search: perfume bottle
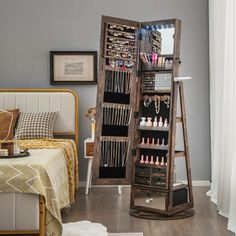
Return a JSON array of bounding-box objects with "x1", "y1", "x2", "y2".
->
[
  {"x1": 153, "y1": 116, "x2": 158, "y2": 127},
  {"x1": 146, "y1": 117, "x2": 152, "y2": 126},
  {"x1": 158, "y1": 116, "x2": 163, "y2": 127},
  {"x1": 164, "y1": 118, "x2": 168, "y2": 128},
  {"x1": 140, "y1": 117, "x2": 146, "y2": 126}
]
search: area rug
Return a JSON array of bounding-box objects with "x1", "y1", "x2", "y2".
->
[
  {"x1": 62, "y1": 221, "x2": 107, "y2": 236},
  {"x1": 62, "y1": 221, "x2": 143, "y2": 236},
  {"x1": 108, "y1": 233, "x2": 143, "y2": 236}
]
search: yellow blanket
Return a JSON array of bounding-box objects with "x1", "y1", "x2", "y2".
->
[
  {"x1": 0, "y1": 139, "x2": 78, "y2": 236},
  {"x1": 19, "y1": 139, "x2": 79, "y2": 203}
]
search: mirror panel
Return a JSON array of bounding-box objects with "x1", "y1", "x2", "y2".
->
[{"x1": 133, "y1": 189, "x2": 166, "y2": 211}]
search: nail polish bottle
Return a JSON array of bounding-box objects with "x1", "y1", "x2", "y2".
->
[
  {"x1": 146, "y1": 117, "x2": 152, "y2": 127},
  {"x1": 141, "y1": 137, "x2": 145, "y2": 145},
  {"x1": 158, "y1": 116, "x2": 163, "y2": 127},
  {"x1": 150, "y1": 156, "x2": 154, "y2": 165},
  {"x1": 140, "y1": 155, "x2": 144, "y2": 164},
  {"x1": 160, "y1": 157, "x2": 165, "y2": 166},
  {"x1": 145, "y1": 155, "x2": 149, "y2": 164},
  {"x1": 146, "y1": 137, "x2": 150, "y2": 145},
  {"x1": 151, "y1": 138, "x2": 155, "y2": 145},
  {"x1": 164, "y1": 118, "x2": 168, "y2": 128},
  {"x1": 155, "y1": 156, "x2": 159, "y2": 165},
  {"x1": 156, "y1": 138, "x2": 160, "y2": 146},
  {"x1": 153, "y1": 116, "x2": 158, "y2": 127},
  {"x1": 161, "y1": 138, "x2": 165, "y2": 146}
]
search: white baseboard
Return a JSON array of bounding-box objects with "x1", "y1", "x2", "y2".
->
[
  {"x1": 181, "y1": 180, "x2": 210, "y2": 186},
  {"x1": 79, "y1": 180, "x2": 210, "y2": 188}
]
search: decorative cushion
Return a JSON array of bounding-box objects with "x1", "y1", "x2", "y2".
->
[
  {"x1": 0, "y1": 109, "x2": 20, "y2": 140},
  {"x1": 14, "y1": 112, "x2": 57, "y2": 140}
]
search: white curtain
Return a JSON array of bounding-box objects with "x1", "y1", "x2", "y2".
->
[{"x1": 209, "y1": 0, "x2": 236, "y2": 234}]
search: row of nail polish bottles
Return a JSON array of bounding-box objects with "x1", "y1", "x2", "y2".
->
[
  {"x1": 140, "y1": 155, "x2": 167, "y2": 166},
  {"x1": 140, "y1": 137, "x2": 167, "y2": 146}
]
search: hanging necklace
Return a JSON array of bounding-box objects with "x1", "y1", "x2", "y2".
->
[
  {"x1": 143, "y1": 95, "x2": 152, "y2": 107},
  {"x1": 153, "y1": 95, "x2": 160, "y2": 114},
  {"x1": 163, "y1": 95, "x2": 170, "y2": 108}
]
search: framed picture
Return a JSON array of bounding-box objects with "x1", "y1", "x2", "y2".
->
[{"x1": 50, "y1": 51, "x2": 97, "y2": 85}]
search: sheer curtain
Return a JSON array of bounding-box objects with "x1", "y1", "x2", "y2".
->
[{"x1": 209, "y1": 0, "x2": 236, "y2": 234}]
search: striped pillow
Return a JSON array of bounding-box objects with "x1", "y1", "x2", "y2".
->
[{"x1": 15, "y1": 112, "x2": 57, "y2": 140}]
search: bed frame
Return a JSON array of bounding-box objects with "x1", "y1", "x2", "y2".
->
[{"x1": 0, "y1": 88, "x2": 79, "y2": 235}]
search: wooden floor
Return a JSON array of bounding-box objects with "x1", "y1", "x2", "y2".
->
[{"x1": 62, "y1": 187, "x2": 234, "y2": 236}]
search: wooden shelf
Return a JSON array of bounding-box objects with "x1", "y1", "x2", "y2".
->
[
  {"x1": 174, "y1": 151, "x2": 185, "y2": 157},
  {"x1": 141, "y1": 68, "x2": 173, "y2": 72},
  {"x1": 107, "y1": 21, "x2": 138, "y2": 31},
  {"x1": 138, "y1": 126, "x2": 169, "y2": 131},
  {"x1": 107, "y1": 28, "x2": 138, "y2": 36},
  {"x1": 137, "y1": 144, "x2": 168, "y2": 150},
  {"x1": 173, "y1": 183, "x2": 188, "y2": 191},
  {"x1": 136, "y1": 162, "x2": 167, "y2": 169},
  {"x1": 105, "y1": 49, "x2": 136, "y2": 55},
  {"x1": 104, "y1": 55, "x2": 136, "y2": 62},
  {"x1": 151, "y1": 174, "x2": 166, "y2": 178},
  {"x1": 105, "y1": 35, "x2": 136, "y2": 43},
  {"x1": 105, "y1": 42, "x2": 137, "y2": 49},
  {"x1": 141, "y1": 89, "x2": 171, "y2": 94}
]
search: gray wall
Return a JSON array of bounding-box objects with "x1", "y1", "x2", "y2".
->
[{"x1": 0, "y1": 0, "x2": 210, "y2": 181}]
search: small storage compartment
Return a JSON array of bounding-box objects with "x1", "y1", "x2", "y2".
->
[
  {"x1": 173, "y1": 187, "x2": 188, "y2": 206},
  {"x1": 135, "y1": 176, "x2": 150, "y2": 185},
  {"x1": 135, "y1": 166, "x2": 150, "y2": 177},
  {"x1": 133, "y1": 188, "x2": 166, "y2": 211}
]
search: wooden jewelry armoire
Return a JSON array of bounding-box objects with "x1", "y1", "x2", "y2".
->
[{"x1": 93, "y1": 15, "x2": 194, "y2": 219}]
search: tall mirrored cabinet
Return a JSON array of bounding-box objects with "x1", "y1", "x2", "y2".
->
[{"x1": 93, "y1": 15, "x2": 194, "y2": 218}]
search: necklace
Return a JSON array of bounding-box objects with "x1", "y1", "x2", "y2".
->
[
  {"x1": 143, "y1": 95, "x2": 152, "y2": 107},
  {"x1": 163, "y1": 95, "x2": 170, "y2": 108},
  {"x1": 153, "y1": 95, "x2": 160, "y2": 114}
]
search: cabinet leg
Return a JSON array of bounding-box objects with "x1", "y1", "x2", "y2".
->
[{"x1": 86, "y1": 159, "x2": 93, "y2": 195}]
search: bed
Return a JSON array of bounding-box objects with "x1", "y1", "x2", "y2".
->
[{"x1": 0, "y1": 88, "x2": 79, "y2": 236}]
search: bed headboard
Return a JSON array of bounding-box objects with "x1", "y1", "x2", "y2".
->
[{"x1": 0, "y1": 88, "x2": 79, "y2": 146}]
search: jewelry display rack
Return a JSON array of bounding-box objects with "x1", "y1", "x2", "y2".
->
[
  {"x1": 93, "y1": 16, "x2": 140, "y2": 185},
  {"x1": 94, "y1": 16, "x2": 194, "y2": 219}
]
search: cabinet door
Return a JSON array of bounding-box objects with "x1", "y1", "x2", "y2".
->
[
  {"x1": 132, "y1": 19, "x2": 181, "y2": 191},
  {"x1": 93, "y1": 16, "x2": 140, "y2": 185}
]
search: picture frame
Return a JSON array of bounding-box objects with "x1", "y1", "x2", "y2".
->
[{"x1": 50, "y1": 51, "x2": 97, "y2": 85}]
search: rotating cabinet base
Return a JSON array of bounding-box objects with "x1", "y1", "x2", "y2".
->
[{"x1": 129, "y1": 208, "x2": 194, "y2": 220}]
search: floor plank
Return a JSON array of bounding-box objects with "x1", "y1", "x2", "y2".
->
[{"x1": 62, "y1": 187, "x2": 234, "y2": 236}]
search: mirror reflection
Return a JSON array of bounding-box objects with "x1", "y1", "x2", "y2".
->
[{"x1": 140, "y1": 23, "x2": 175, "y2": 70}]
